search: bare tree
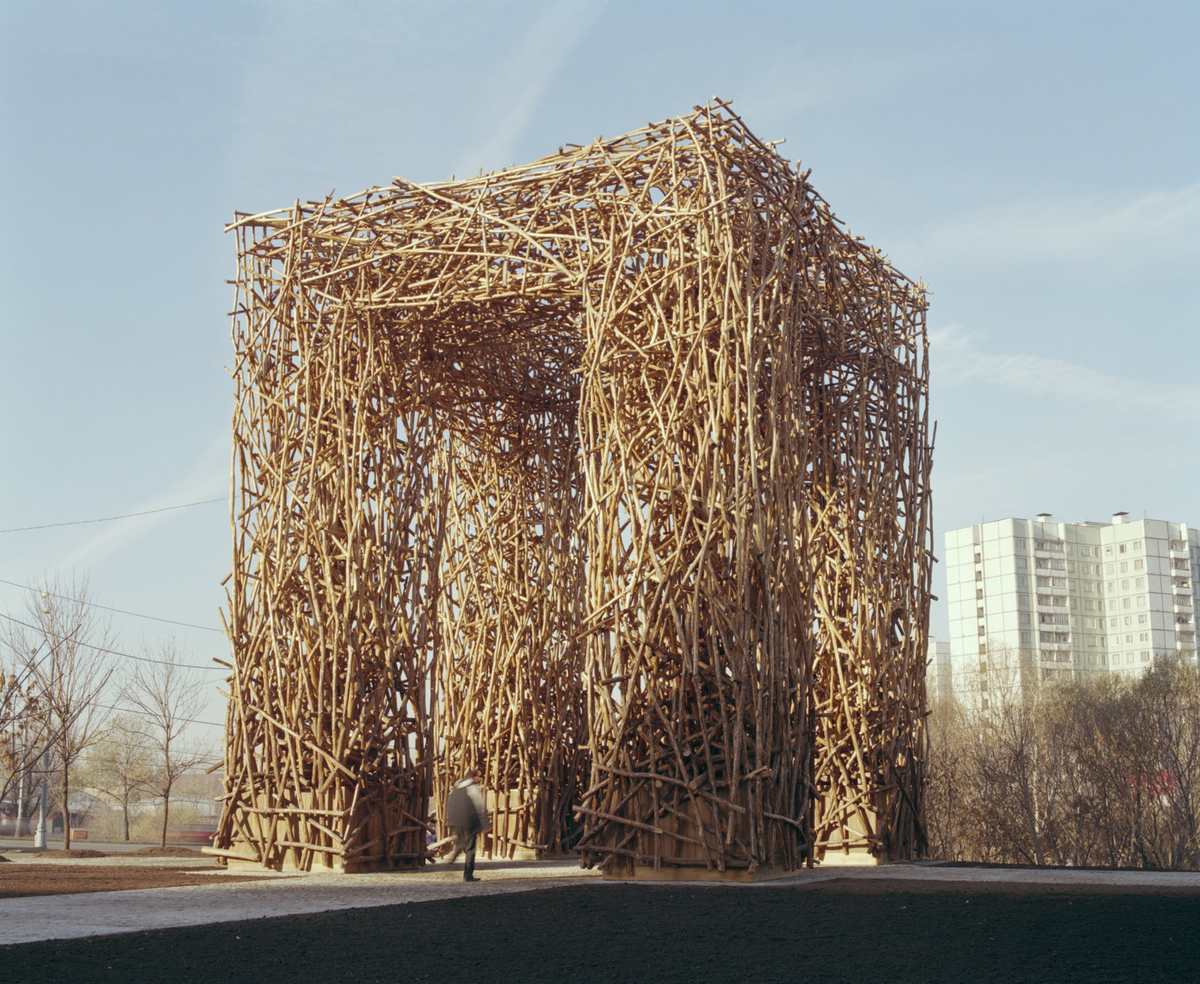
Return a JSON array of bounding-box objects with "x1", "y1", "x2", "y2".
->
[
  {"x1": 924, "y1": 690, "x2": 969, "y2": 860},
  {"x1": 0, "y1": 640, "x2": 55, "y2": 810},
  {"x1": 125, "y1": 641, "x2": 214, "y2": 847},
  {"x1": 80, "y1": 715, "x2": 155, "y2": 841},
  {"x1": 1147, "y1": 657, "x2": 1200, "y2": 869},
  {"x1": 5, "y1": 577, "x2": 117, "y2": 848}
]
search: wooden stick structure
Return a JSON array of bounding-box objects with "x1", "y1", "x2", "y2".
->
[{"x1": 212, "y1": 99, "x2": 933, "y2": 874}]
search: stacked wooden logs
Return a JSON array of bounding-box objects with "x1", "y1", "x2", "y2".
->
[{"x1": 212, "y1": 100, "x2": 932, "y2": 873}]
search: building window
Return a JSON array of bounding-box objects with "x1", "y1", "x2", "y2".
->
[
  {"x1": 1106, "y1": 563, "x2": 1114, "y2": 574},
  {"x1": 1138, "y1": 614, "x2": 1147, "y2": 624},
  {"x1": 1126, "y1": 634, "x2": 1133, "y2": 644},
  {"x1": 1135, "y1": 578, "x2": 1144, "y2": 588},
  {"x1": 1141, "y1": 651, "x2": 1150, "y2": 661},
  {"x1": 1017, "y1": 557, "x2": 1027, "y2": 569},
  {"x1": 1133, "y1": 540, "x2": 1142, "y2": 551},
  {"x1": 1123, "y1": 599, "x2": 1131, "y2": 609},
  {"x1": 1122, "y1": 579, "x2": 1129, "y2": 590},
  {"x1": 1020, "y1": 594, "x2": 1029, "y2": 606},
  {"x1": 1138, "y1": 597, "x2": 1146, "y2": 607},
  {"x1": 1110, "y1": 617, "x2": 1118, "y2": 627},
  {"x1": 1119, "y1": 544, "x2": 1127, "y2": 554},
  {"x1": 1140, "y1": 633, "x2": 1148, "y2": 642},
  {"x1": 1020, "y1": 612, "x2": 1031, "y2": 624},
  {"x1": 1124, "y1": 616, "x2": 1131, "y2": 625},
  {"x1": 975, "y1": 571, "x2": 982, "y2": 582},
  {"x1": 1120, "y1": 561, "x2": 1129, "y2": 573},
  {"x1": 977, "y1": 607, "x2": 985, "y2": 618},
  {"x1": 1134, "y1": 559, "x2": 1144, "y2": 570},
  {"x1": 1015, "y1": 538, "x2": 1026, "y2": 549},
  {"x1": 978, "y1": 625, "x2": 986, "y2": 635},
  {"x1": 1105, "y1": 546, "x2": 1113, "y2": 556}
]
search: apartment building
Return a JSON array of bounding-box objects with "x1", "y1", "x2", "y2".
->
[
  {"x1": 945, "y1": 513, "x2": 1200, "y2": 709},
  {"x1": 926, "y1": 637, "x2": 952, "y2": 704}
]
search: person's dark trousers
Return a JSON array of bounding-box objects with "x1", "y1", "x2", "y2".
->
[{"x1": 464, "y1": 832, "x2": 478, "y2": 881}]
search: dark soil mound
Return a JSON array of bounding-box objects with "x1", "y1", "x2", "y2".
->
[
  {"x1": 129, "y1": 846, "x2": 206, "y2": 857},
  {"x1": 4, "y1": 882, "x2": 1200, "y2": 983},
  {"x1": 37, "y1": 849, "x2": 107, "y2": 859}
]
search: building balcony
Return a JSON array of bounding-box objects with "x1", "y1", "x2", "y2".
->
[
  {"x1": 1170, "y1": 547, "x2": 1191, "y2": 560},
  {"x1": 1036, "y1": 599, "x2": 1068, "y2": 611},
  {"x1": 1175, "y1": 599, "x2": 1194, "y2": 611}
]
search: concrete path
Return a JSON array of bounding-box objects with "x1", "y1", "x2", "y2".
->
[{"x1": 2, "y1": 855, "x2": 1198, "y2": 946}]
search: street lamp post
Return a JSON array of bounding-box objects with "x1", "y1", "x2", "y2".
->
[{"x1": 33, "y1": 751, "x2": 48, "y2": 850}]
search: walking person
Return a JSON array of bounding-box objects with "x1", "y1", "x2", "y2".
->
[{"x1": 445, "y1": 769, "x2": 489, "y2": 883}]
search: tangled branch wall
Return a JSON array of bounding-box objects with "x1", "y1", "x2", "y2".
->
[{"x1": 213, "y1": 101, "x2": 934, "y2": 874}]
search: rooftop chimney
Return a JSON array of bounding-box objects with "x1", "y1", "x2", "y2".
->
[
  {"x1": 1112, "y1": 511, "x2": 1129, "y2": 525},
  {"x1": 1035, "y1": 513, "x2": 1053, "y2": 523}
]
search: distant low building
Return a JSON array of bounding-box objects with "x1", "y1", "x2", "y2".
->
[
  {"x1": 945, "y1": 513, "x2": 1200, "y2": 710},
  {"x1": 926, "y1": 636, "x2": 952, "y2": 703}
]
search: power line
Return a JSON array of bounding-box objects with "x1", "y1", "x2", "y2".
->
[
  {"x1": 0, "y1": 577, "x2": 224, "y2": 634},
  {"x1": 0, "y1": 611, "x2": 225, "y2": 672},
  {"x1": 0, "y1": 497, "x2": 225, "y2": 534},
  {"x1": 94, "y1": 700, "x2": 224, "y2": 730}
]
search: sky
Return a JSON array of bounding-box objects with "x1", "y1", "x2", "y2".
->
[{"x1": 1, "y1": 0, "x2": 1197, "y2": 742}]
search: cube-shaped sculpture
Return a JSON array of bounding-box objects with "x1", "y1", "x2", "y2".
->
[{"x1": 212, "y1": 101, "x2": 933, "y2": 874}]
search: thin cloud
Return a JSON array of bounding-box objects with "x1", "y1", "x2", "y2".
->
[
  {"x1": 912, "y1": 183, "x2": 1200, "y2": 266},
  {"x1": 454, "y1": 0, "x2": 608, "y2": 177},
  {"x1": 56, "y1": 431, "x2": 229, "y2": 572},
  {"x1": 931, "y1": 324, "x2": 1200, "y2": 422}
]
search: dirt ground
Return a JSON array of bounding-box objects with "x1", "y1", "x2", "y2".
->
[
  {"x1": 0, "y1": 850, "x2": 261, "y2": 899},
  {"x1": 2, "y1": 877, "x2": 1199, "y2": 983}
]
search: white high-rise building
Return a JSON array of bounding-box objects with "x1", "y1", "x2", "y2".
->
[
  {"x1": 926, "y1": 636, "x2": 952, "y2": 704},
  {"x1": 944, "y1": 513, "x2": 1200, "y2": 709}
]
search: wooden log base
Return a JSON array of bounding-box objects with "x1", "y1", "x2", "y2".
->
[{"x1": 602, "y1": 862, "x2": 807, "y2": 883}]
